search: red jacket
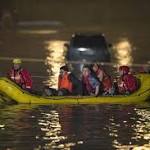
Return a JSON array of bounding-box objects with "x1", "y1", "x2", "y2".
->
[
  {"x1": 8, "y1": 68, "x2": 32, "y2": 89},
  {"x1": 58, "y1": 72, "x2": 72, "y2": 92},
  {"x1": 118, "y1": 74, "x2": 138, "y2": 94},
  {"x1": 96, "y1": 68, "x2": 113, "y2": 92}
]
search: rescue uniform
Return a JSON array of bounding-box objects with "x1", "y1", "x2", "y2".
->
[{"x1": 8, "y1": 68, "x2": 32, "y2": 89}]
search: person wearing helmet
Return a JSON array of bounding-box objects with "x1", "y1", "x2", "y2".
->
[
  {"x1": 117, "y1": 66, "x2": 138, "y2": 94},
  {"x1": 7, "y1": 58, "x2": 32, "y2": 90}
]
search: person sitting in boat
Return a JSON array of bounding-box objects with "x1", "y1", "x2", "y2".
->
[
  {"x1": 82, "y1": 65, "x2": 100, "y2": 96},
  {"x1": 44, "y1": 65, "x2": 82, "y2": 96},
  {"x1": 91, "y1": 63, "x2": 114, "y2": 95},
  {"x1": 117, "y1": 66, "x2": 138, "y2": 95},
  {"x1": 7, "y1": 58, "x2": 32, "y2": 90},
  {"x1": 58, "y1": 65, "x2": 73, "y2": 96}
]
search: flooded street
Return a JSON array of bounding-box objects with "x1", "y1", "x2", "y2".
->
[
  {"x1": 1, "y1": 104, "x2": 150, "y2": 150},
  {"x1": 0, "y1": 0, "x2": 150, "y2": 149}
]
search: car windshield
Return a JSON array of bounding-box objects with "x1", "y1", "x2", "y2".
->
[{"x1": 72, "y1": 35, "x2": 107, "y2": 48}]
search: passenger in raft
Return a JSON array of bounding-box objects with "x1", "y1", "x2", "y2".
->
[
  {"x1": 43, "y1": 66, "x2": 82, "y2": 96},
  {"x1": 117, "y1": 66, "x2": 138, "y2": 95},
  {"x1": 7, "y1": 58, "x2": 32, "y2": 90},
  {"x1": 82, "y1": 65, "x2": 100, "y2": 96},
  {"x1": 91, "y1": 63, "x2": 114, "y2": 95},
  {"x1": 58, "y1": 65, "x2": 82, "y2": 96}
]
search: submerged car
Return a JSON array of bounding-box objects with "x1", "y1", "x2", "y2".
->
[{"x1": 65, "y1": 33, "x2": 111, "y2": 73}]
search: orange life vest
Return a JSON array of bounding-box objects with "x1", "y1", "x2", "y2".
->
[{"x1": 58, "y1": 72, "x2": 72, "y2": 92}]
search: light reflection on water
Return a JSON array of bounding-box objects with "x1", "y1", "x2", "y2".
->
[
  {"x1": 44, "y1": 40, "x2": 66, "y2": 88},
  {"x1": 37, "y1": 110, "x2": 82, "y2": 150},
  {"x1": 0, "y1": 104, "x2": 150, "y2": 150},
  {"x1": 111, "y1": 106, "x2": 150, "y2": 150}
]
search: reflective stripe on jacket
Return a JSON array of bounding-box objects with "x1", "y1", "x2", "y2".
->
[{"x1": 8, "y1": 68, "x2": 32, "y2": 89}]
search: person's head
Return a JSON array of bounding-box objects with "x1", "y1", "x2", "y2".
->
[
  {"x1": 13, "y1": 58, "x2": 22, "y2": 70},
  {"x1": 92, "y1": 63, "x2": 99, "y2": 72},
  {"x1": 82, "y1": 65, "x2": 91, "y2": 77},
  {"x1": 60, "y1": 65, "x2": 68, "y2": 76},
  {"x1": 119, "y1": 66, "x2": 130, "y2": 75}
]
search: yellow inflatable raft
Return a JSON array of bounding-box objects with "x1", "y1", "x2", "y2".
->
[{"x1": 0, "y1": 74, "x2": 149, "y2": 104}]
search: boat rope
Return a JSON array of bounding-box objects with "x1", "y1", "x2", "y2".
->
[{"x1": 138, "y1": 88, "x2": 150, "y2": 96}]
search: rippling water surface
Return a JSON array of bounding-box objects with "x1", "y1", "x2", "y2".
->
[
  {"x1": 0, "y1": 104, "x2": 150, "y2": 150},
  {"x1": 0, "y1": 3, "x2": 150, "y2": 148}
]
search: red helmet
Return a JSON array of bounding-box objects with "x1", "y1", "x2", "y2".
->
[{"x1": 119, "y1": 66, "x2": 130, "y2": 74}]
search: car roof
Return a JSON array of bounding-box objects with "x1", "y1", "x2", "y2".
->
[{"x1": 72, "y1": 33, "x2": 105, "y2": 38}]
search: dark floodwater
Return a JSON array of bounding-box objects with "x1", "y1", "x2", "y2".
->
[
  {"x1": 0, "y1": 3, "x2": 150, "y2": 148},
  {"x1": 0, "y1": 104, "x2": 150, "y2": 150}
]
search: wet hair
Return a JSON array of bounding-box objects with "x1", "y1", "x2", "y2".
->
[
  {"x1": 82, "y1": 65, "x2": 90, "y2": 70},
  {"x1": 91, "y1": 63, "x2": 98, "y2": 69},
  {"x1": 91, "y1": 63, "x2": 105, "y2": 72},
  {"x1": 92, "y1": 63, "x2": 104, "y2": 69},
  {"x1": 60, "y1": 65, "x2": 69, "y2": 72},
  {"x1": 119, "y1": 66, "x2": 130, "y2": 74}
]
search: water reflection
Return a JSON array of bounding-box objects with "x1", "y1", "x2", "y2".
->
[
  {"x1": 44, "y1": 40, "x2": 66, "y2": 88},
  {"x1": 0, "y1": 105, "x2": 41, "y2": 150},
  {"x1": 37, "y1": 106, "x2": 83, "y2": 150},
  {"x1": 113, "y1": 38, "x2": 133, "y2": 65},
  {"x1": 1, "y1": 104, "x2": 150, "y2": 149},
  {"x1": 112, "y1": 106, "x2": 150, "y2": 149},
  {"x1": 134, "y1": 109, "x2": 150, "y2": 142}
]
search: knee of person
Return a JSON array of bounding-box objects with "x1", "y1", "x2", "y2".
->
[
  {"x1": 44, "y1": 88, "x2": 53, "y2": 96},
  {"x1": 58, "y1": 90, "x2": 63, "y2": 96}
]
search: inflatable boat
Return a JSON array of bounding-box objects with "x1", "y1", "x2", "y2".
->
[{"x1": 0, "y1": 74, "x2": 149, "y2": 104}]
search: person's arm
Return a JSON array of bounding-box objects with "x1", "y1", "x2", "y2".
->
[
  {"x1": 95, "y1": 85, "x2": 100, "y2": 96},
  {"x1": 97, "y1": 70, "x2": 104, "y2": 82},
  {"x1": 20, "y1": 69, "x2": 32, "y2": 89},
  {"x1": 7, "y1": 69, "x2": 13, "y2": 79},
  {"x1": 90, "y1": 77, "x2": 100, "y2": 96}
]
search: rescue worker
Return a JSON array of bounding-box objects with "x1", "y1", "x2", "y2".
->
[
  {"x1": 82, "y1": 65, "x2": 100, "y2": 96},
  {"x1": 117, "y1": 66, "x2": 138, "y2": 94},
  {"x1": 58, "y1": 65, "x2": 73, "y2": 96},
  {"x1": 7, "y1": 58, "x2": 32, "y2": 90},
  {"x1": 92, "y1": 63, "x2": 114, "y2": 95}
]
